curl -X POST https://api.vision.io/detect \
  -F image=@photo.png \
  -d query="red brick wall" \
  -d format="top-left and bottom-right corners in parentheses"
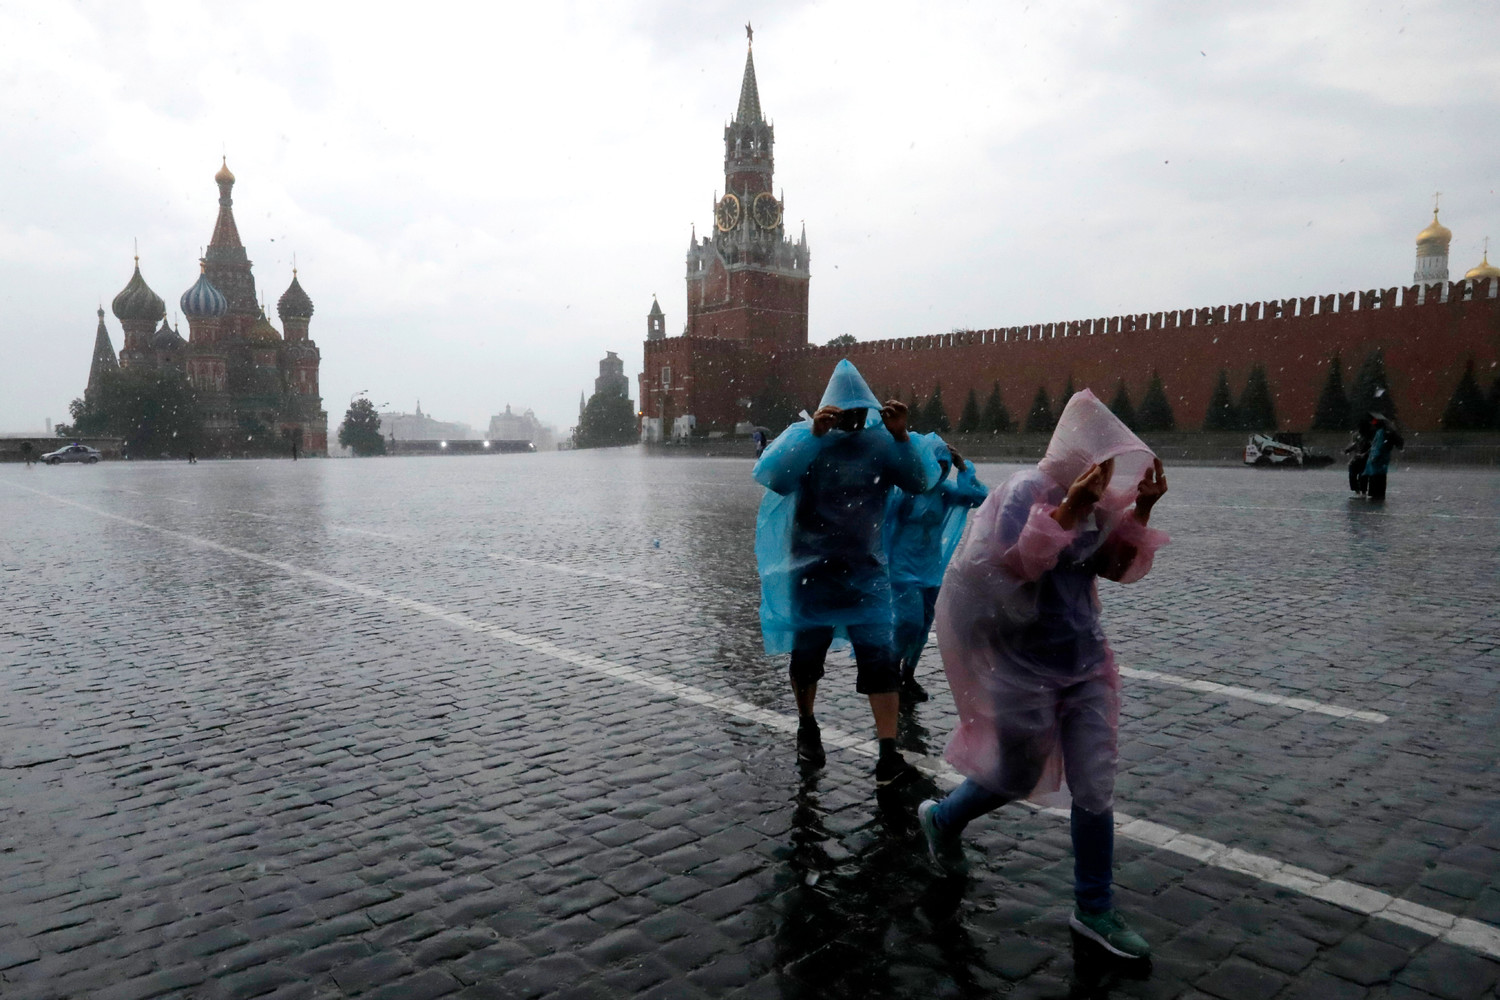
top-left (769, 282), bottom-right (1499, 432)
top-left (686, 265), bottom-right (809, 348)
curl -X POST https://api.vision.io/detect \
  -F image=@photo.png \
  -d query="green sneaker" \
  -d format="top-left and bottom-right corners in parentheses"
top-left (1069, 908), bottom-right (1150, 959)
top-left (917, 799), bottom-right (968, 875)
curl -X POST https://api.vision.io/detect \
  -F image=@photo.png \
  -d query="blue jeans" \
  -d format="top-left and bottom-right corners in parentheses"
top-left (931, 779), bottom-right (1115, 914)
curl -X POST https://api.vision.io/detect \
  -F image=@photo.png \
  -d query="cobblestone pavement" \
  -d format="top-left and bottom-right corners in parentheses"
top-left (1, 453), bottom-right (1498, 1000)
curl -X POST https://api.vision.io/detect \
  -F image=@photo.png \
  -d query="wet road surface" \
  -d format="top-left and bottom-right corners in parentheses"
top-left (1, 452), bottom-right (1498, 999)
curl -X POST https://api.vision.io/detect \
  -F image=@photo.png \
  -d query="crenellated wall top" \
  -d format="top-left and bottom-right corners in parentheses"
top-left (776, 277), bottom-right (1499, 360)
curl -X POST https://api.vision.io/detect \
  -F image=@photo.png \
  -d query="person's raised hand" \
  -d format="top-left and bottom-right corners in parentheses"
top-left (1053, 459), bottom-right (1113, 530)
top-left (880, 400), bottom-right (909, 442)
top-left (1134, 458), bottom-right (1167, 522)
top-left (812, 405), bottom-right (842, 437)
top-left (949, 448), bottom-right (967, 472)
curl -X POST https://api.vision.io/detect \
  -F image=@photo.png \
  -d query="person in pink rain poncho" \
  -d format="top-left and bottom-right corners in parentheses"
top-left (917, 390), bottom-right (1169, 960)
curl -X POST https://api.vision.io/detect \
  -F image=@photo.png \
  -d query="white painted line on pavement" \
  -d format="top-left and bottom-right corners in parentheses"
top-left (10, 482), bottom-right (1497, 962)
top-left (1173, 502), bottom-right (1500, 522)
top-left (1117, 666), bottom-right (1389, 723)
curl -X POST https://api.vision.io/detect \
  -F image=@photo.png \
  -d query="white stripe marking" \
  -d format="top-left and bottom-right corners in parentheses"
top-left (8, 483), bottom-right (1498, 961)
top-left (1174, 502), bottom-right (1500, 522)
top-left (1118, 666), bottom-right (1388, 723)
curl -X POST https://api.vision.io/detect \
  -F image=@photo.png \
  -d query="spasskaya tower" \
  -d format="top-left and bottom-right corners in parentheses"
top-left (685, 26), bottom-right (810, 346)
top-left (640, 26), bottom-right (810, 440)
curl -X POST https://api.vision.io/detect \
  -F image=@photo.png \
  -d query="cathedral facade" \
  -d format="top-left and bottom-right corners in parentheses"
top-left (91, 160), bottom-right (328, 455)
top-left (639, 34), bottom-right (1498, 436)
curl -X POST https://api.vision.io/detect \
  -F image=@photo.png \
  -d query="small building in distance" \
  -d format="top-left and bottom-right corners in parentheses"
top-left (595, 351), bottom-right (631, 399)
top-left (378, 401), bottom-right (473, 441)
top-left (488, 405), bottom-right (557, 450)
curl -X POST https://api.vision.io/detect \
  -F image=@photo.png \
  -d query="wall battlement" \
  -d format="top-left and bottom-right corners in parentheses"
top-left (784, 278), bottom-right (1499, 361)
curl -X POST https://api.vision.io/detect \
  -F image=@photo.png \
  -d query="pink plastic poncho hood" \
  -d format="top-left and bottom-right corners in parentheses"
top-left (1037, 390), bottom-right (1156, 507)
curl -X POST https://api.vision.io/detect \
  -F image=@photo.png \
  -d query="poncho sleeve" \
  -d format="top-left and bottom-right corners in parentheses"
top-left (753, 421), bottom-right (822, 495)
top-left (884, 433), bottom-right (940, 495)
top-left (1093, 511), bottom-right (1171, 584)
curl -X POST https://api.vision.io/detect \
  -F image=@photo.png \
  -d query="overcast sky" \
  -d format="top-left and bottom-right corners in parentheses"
top-left (2, 0), bottom-right (1497, 434)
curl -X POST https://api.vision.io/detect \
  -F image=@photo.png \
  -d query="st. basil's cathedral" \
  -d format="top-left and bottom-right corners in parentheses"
top-left (87, 160), bottom-right (328, 454)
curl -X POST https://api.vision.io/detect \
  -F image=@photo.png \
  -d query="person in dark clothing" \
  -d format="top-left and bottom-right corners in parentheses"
top-left (754, 360), bottom-right (938, 786)
top-left (1363, 414), bottom-right (1403, 502)
top-left (1344, 423), bottom-right (1372, 495)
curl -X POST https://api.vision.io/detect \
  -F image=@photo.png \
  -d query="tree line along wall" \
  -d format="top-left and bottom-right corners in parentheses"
top-left (774, 280), bottom-right (1500, 432)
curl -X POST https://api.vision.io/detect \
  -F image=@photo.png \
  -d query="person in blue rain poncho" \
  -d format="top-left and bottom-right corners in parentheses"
top-left (916, 390), bottom-right (1169, 960)
top-left (754, 360), bottom-right (939, 786)
top-left (885, 434), bottom-right (988, 705)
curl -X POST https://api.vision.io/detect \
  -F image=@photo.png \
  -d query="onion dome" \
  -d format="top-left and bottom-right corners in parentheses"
top-left (246, 308), bottom-right (282, 343)
top-left (1466, 251), bottom-right (1500, 281)
top-left (277, 271), bottom-right (314, 321)
top-left (1416, 211), bottom-right (1452, 251)
top-left (111, 260), bottom-right (166, 323)
top-left (215, 157), bottom-right (235, 185)
top-left (180, 265), bottom-right (229, 318)
top-left (152, 318), bottom-right (186, 351)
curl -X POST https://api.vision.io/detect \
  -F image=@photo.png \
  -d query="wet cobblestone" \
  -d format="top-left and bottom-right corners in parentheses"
top-left (1, 454), bottom-right (1499, 998)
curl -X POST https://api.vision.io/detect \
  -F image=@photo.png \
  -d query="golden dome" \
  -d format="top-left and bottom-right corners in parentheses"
top-left (1416, 211), bottom-right (1451, 247)
top-left (1465, 252), bottom-right (1500, 281)
top-left (215, 157), bottom-right (235, 185)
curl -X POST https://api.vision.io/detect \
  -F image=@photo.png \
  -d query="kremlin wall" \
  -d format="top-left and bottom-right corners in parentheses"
top-left (640, 36), bottom-right (1500, 439)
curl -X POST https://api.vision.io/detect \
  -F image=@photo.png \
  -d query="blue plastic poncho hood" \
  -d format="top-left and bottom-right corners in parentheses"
top-left (818, 359), bottom-right (883, 427)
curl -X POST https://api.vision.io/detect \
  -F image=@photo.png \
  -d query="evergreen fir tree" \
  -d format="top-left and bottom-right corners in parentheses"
top-left (1239, 364), bottom-right (1277, 431)
top-left (1137, 370), bottom-right (1176, 432)
top-left (1487, 376), bottom-right (1500, 431)
top-left (906, 386), bottom-right (925, 433)
top-left (1061, 374), bottom-right (1076, 406)
top-left (1025, 386), bottom-right (1055, 433)
top-left (957, 387), bottom-right (982, 433)
top-left (1312, 354), bottom-right (1352, 431)
top-left (923, 383), bottom-right (951, 434)
top-left (1441, 359), bottom-right (1490, 430)
top-left (1351, 349), bottom-right (1397, 421)
top-left (1203, 370), bottom-right (1240, 431)
top-left (982, 381), bottom-right (1012, 433)
top-left (1109, 379), bottom-right (1137, 430)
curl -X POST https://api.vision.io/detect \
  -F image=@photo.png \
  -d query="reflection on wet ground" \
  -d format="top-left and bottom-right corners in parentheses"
top-left (1, 453), bottom-right (1498, 998)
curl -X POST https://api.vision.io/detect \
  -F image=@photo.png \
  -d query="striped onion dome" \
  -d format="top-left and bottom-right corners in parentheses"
top-left (276, 272), bottom-right (314, 321)
top-left (180, 266), bottom-right (228, 318)
top-left (111, 261), bottom-right (166, 323)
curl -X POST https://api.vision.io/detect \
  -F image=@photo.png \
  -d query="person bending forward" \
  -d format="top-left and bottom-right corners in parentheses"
top-left (918, 389), bottom-right (1169, 960)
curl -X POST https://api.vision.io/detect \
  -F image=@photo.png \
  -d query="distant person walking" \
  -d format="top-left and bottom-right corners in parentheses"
top-left (20, 441), bottom-right (34, 467)
top-left (1363, 413), bottom-right (1403, 502)
top-left (918, 390), bottom-right (1169, 960)
top-left (754, 360), bottom-right (938, 786)
top-left (885, 434), bottom-right (987, 704)
top-left (1344, 422), bottom-right (1372, 495)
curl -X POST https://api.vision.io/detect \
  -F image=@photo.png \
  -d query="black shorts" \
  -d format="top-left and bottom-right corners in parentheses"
top-left (788, 625), bottom-right (900, 694)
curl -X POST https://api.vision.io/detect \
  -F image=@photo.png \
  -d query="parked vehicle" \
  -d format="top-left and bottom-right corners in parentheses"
top-left (1243, 433), bottom-right (1333, 468)
top-left (41, 444), bottom-right (102, 465)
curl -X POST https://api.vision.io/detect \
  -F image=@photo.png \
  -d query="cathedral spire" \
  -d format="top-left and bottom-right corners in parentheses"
top-left (210, 157), bottom-right (243, 250)
top-left (88, 307), bottom-right (118, 396)
top-left (735, 29), bottom-right (763, 124)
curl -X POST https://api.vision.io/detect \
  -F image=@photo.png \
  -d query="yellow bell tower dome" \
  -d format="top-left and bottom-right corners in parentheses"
top-left (1414, 194), bottom-right (1451, 285)
top-left (1466, 239), bottom-right (1500, 282)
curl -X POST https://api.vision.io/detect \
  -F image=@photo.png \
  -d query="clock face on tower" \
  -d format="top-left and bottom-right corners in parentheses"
top-left (715, 193), bottom-right (741, 232)
top-left (752, 192), bottom-right (782, 230)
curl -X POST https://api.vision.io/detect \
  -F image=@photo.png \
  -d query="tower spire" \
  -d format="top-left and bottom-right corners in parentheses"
top-left (735, 30), bottom-right (763, 124)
